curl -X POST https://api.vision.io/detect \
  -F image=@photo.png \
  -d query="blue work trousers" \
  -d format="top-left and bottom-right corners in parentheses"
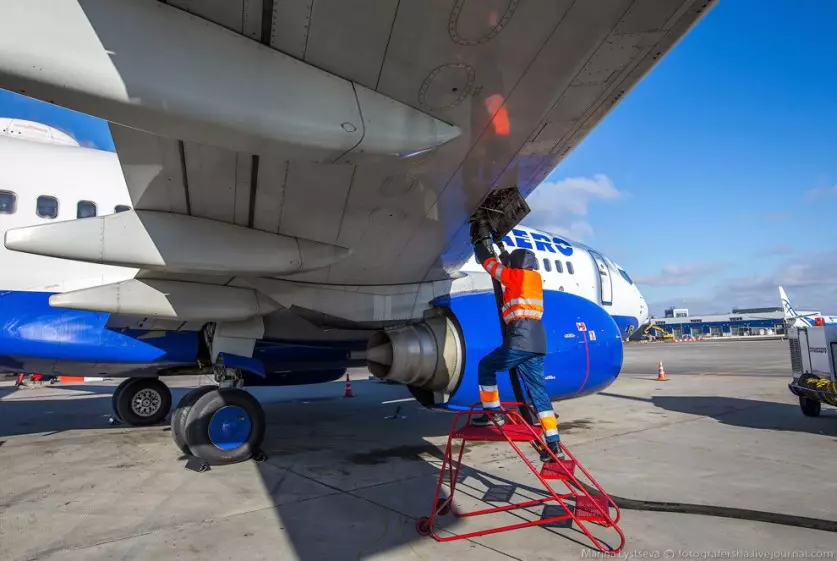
top-left (477, 346), bottom-right (559, 443)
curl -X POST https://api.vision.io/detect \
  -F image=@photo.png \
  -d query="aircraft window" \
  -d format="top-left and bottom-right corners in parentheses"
top-left (114, 205), bottom-right (132, 213)
top-left (543, 259), bottom-right (551, 272)
top-left (554, 260), bottom-right (563, 274)
top-left (532, 259), bottom-right (539, 271)
top-left (619, 268), bottom-right (634, 285)
top-left (0, 190), bottom-right (16, 214)
top-left (36, 195), bottom-right (58, 219)
top-left (566, 261), bottom-right (574, 275)
top-left (77, 200), bottom-right (97, 219)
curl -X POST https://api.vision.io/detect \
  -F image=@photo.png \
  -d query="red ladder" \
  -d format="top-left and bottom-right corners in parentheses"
top-left (415, 403), bottom-right (624, 555)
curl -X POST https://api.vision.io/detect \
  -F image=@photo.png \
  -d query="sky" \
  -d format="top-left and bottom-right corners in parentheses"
top-left (2, 1), bottom-right (836, 315)
top-left (524, 0), bottom-right (837, 316)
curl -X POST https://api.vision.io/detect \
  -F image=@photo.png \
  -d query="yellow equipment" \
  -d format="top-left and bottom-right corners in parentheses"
top-left (642, 324), bottom-right (673, 342)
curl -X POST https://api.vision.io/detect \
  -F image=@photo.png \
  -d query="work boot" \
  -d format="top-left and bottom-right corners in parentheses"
top-left (540, 441), bottom-right (565, 462)
top-left (470, 412), bottom-right (506, 427)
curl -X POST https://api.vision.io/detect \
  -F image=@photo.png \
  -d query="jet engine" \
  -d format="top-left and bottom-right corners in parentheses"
top-left (367, 290), bottom-right (624, 409)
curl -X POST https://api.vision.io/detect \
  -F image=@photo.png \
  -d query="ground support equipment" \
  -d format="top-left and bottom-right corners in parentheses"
top-left (415, 403), bottom-right (624, 555)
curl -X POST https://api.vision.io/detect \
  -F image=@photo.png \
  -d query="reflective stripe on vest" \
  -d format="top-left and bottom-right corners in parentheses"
top-left (501, 297), bottom-right (544, 314)
top-left (503, 308), bottom-right (544, 322)
top-left (502, 268), bottom-right (544, 324)
top-left (482, 256), bottom-right (504, 282)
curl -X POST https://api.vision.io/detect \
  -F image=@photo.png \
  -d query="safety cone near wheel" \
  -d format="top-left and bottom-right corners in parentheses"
top-left (657, 361), bottom-right (668, 381)
top-left (344, 373), bottom-right (355, 398)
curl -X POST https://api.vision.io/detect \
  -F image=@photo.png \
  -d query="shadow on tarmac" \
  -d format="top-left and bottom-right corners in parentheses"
top-left (600, 392), bottom-right (837, 437)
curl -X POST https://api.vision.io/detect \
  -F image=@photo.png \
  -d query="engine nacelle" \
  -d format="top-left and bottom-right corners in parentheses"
top-left (367, 290), bottom-right (624, 409)
top-left (367, 310), bottom-right (464, 397)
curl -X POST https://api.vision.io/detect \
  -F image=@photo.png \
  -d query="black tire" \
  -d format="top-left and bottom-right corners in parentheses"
top-left (115, 378), bottom-right (172, 426)
top-left (171, 385), bottom-right (217, 455)
top-left (800, 396), bottom-right (821, 417)
top-left (415, 517), bottom-right (431, 536)
top-left (184, 388), bottom-right (265, 466)
top-left (111, 378), bottom-right (141, 422)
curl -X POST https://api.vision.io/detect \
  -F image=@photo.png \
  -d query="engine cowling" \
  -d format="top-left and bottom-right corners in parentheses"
top-left (367, 290), bottom-right (624, 409)
top-left (367, 309), bottom-right (465, 403)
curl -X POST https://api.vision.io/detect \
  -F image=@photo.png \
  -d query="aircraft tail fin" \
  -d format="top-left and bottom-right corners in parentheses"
top-left (779, 286), bottom-right (793, 320)
top-left (780, 286), bottom-right (817, 326)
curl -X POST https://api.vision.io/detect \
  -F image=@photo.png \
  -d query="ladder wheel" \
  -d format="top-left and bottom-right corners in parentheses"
top-left (415, 517), bottom-right (431, 536)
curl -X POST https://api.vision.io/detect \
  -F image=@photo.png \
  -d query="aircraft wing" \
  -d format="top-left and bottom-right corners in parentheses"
top-left (0, 0), bottom-right (714, 289)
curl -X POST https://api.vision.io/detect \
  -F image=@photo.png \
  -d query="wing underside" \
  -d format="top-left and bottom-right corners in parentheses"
top-left (0, 0), bottom-right (714, 324)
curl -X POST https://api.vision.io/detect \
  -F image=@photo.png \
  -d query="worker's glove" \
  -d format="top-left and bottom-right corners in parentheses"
top-left (469, 218), bottom-right (492, 246)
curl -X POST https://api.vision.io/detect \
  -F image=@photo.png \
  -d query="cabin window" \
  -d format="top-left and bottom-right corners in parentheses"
top-left (77, 200), bottom-right (97, 219)
top-left (554, 260), bottom-right (563, 274)
top-left (566, 261), bottom-right (575, 275)
top-left (0, 190), bottom-right (16, 214)
top-left (114, 205), bottom-right (132, 213)
top-left (543, 259), bottom-right (551, 272)
top-left (36, 195), bottom-right (58, 219)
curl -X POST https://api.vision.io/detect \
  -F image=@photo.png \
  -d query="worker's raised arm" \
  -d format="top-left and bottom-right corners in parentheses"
top-left (474, 241), bottom-right (511, 286)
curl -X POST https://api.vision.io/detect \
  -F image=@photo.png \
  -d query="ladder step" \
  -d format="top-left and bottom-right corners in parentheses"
top-left (451, 424), bottom-right (539, 442)
top-left (540, 458), bottom-right (577, 480)
top-left (575, 494), bottom-right (612, 523)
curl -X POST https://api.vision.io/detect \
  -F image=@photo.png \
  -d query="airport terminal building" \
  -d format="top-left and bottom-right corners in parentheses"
top-left (647, 306), bottom-right (819, 339)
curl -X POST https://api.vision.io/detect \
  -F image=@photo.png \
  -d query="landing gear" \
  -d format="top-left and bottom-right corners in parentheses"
top-left (170, 367), bottom-right (266, 466)
top-left (184, 387), bottom-right (266, 465)
top-left (171, 385), bottom-right (216, 455)
top-left (112, 377), bottom-right (172, 426)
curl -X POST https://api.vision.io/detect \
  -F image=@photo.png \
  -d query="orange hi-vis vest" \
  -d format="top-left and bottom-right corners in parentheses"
top-left (482, 256), bottom-right (544, 324)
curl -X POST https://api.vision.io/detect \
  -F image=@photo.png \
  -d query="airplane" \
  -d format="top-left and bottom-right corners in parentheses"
top-left (780, 286), bottom-right (837, 327)
top-left (0, 0), bottom-right (711, 466)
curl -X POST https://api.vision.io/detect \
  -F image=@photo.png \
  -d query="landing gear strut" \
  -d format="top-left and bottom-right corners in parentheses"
top-left (111, 377), bottom-right (172, 426)
top-left (169, 366), bottom-right (266, 466)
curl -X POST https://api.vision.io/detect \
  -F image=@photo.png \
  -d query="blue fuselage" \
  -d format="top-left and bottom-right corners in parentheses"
top-left (0, 289), bottom-right (623, 405)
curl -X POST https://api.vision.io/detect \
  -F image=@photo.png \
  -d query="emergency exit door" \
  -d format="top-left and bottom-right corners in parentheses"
top-left (590, 251), bottom-right (612, 306)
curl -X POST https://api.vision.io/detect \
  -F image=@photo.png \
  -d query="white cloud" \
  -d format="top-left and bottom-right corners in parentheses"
top-left (546, 221), bottom-right (594, 241)
top-left (522, 174), bottom-right (621, 241)
top-left (643, 250), bottom-right (837, 315)
top-left (634, 262), bottom-right (727, 287)
top-left (804, 185), bottom-right (837, 202)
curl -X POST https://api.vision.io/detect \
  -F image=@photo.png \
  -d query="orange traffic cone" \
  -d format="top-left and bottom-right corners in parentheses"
top-left (344, 373), bottom-right (355, 398)
top-left (657, 360), bottom-right (668, 381)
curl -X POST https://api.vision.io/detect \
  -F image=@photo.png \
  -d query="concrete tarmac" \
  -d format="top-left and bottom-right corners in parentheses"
top-left (1, 340), bottom-right (836, 560)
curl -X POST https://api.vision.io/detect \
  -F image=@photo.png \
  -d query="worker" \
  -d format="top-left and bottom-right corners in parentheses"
top-left (470, 227), bottom-right (565, 462)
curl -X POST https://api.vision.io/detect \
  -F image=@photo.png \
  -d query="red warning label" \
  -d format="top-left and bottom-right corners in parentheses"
top-left (576, 322), bottom-right (587, 331)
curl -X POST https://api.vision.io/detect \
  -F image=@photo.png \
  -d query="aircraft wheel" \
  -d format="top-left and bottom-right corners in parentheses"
top-left (800, 396), bottom-right (821, 417)
top-left (171, 385), bottom-right (217, 455)
top-left (184, 388), bottom-right (265, 465)
top-left (111, 378), bottom-right (139, 422)
top-left (115, 378), bottom-right (172, 426)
